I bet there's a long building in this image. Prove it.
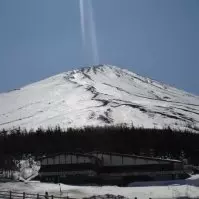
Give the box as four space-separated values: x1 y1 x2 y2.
38 152 189 185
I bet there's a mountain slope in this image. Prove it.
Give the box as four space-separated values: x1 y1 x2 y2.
0 65 199 131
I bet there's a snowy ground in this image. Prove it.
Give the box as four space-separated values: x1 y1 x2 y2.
1 175 199 199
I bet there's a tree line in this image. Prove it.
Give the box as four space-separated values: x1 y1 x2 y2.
0 125 199 167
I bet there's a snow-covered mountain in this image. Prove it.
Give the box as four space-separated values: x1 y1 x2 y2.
0 65 199 132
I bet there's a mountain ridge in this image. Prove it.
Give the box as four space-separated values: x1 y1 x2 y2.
0 65 199 132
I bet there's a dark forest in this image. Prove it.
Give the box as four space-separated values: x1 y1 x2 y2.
1 126 199 167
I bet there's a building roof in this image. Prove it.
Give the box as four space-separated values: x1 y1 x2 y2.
87 151 182 163
37 151 182 164
37 152 100 162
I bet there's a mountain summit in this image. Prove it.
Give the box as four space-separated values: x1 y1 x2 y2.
0 65 199 131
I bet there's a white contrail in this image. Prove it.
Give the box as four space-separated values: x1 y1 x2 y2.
79 0 99 65
87 0 99 65
79 0 86 48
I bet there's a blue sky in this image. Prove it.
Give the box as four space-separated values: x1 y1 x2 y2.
0 0 199 94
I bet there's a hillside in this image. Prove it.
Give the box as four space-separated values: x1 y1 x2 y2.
0 65 199 131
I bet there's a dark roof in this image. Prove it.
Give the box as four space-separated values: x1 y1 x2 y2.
37 151 182 163
37 152 100 162
88 151 182 163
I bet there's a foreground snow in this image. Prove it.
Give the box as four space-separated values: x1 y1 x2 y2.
1 175 199 199
0 65 199 132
